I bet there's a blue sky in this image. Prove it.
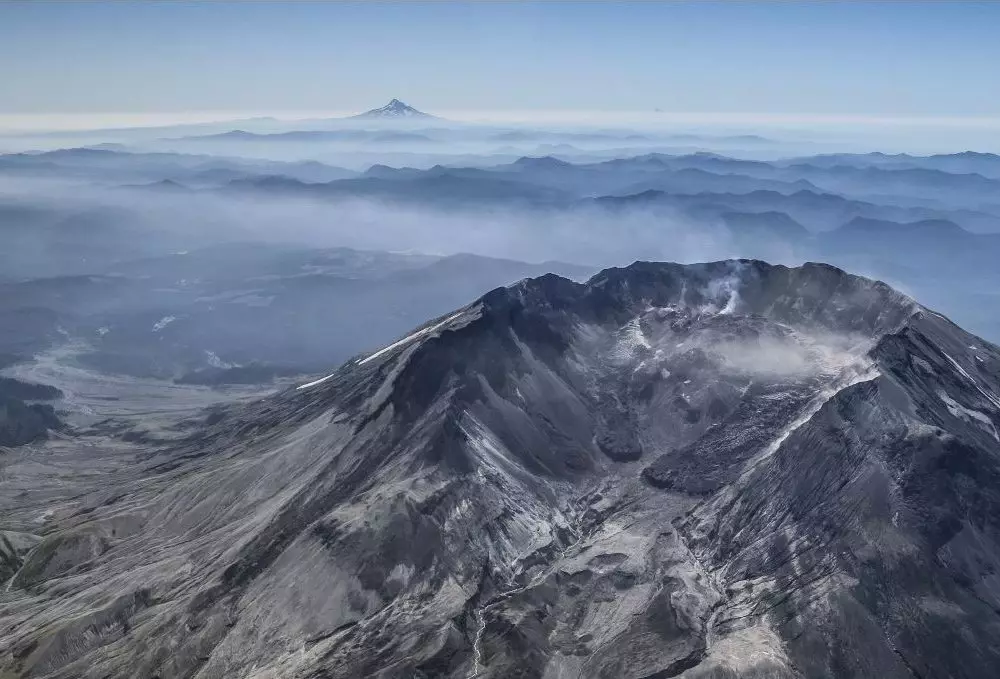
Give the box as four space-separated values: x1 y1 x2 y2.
1 2 998 118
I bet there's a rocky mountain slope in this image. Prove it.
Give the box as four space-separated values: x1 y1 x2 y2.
2 260 1000 679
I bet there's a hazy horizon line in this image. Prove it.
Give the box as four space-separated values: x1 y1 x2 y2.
4 109 1000 134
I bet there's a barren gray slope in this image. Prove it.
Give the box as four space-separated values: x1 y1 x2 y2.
2 260 1000 679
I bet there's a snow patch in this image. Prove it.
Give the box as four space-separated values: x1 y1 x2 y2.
938 390 1000 442
942 352 1000 410
296 372 335 391
296 313 462 390
357 312 462 366
943 352 975 384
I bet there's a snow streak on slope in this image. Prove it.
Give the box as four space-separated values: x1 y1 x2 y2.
357 313 464 366
296 312 463 390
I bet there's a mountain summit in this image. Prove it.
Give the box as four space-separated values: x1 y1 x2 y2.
351 98 435 120
5 260 1000 678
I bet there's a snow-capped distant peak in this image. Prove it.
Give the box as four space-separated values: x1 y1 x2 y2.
352 99 434 119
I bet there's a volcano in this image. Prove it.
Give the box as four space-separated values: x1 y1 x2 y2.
350 98 436 120
3 260 1000 679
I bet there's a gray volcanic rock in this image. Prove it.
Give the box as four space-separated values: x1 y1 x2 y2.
2 260 1000 679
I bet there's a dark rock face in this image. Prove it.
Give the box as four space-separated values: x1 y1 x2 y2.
2 260 1000 679
0 378 63 446
0 377 62 401
0 396 61 447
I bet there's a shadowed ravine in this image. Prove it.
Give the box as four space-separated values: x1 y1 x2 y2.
469 519 590 678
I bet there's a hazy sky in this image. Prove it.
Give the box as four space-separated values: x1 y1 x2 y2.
2 1 999 119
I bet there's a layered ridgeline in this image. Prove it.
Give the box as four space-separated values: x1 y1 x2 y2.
3 260 1000 678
